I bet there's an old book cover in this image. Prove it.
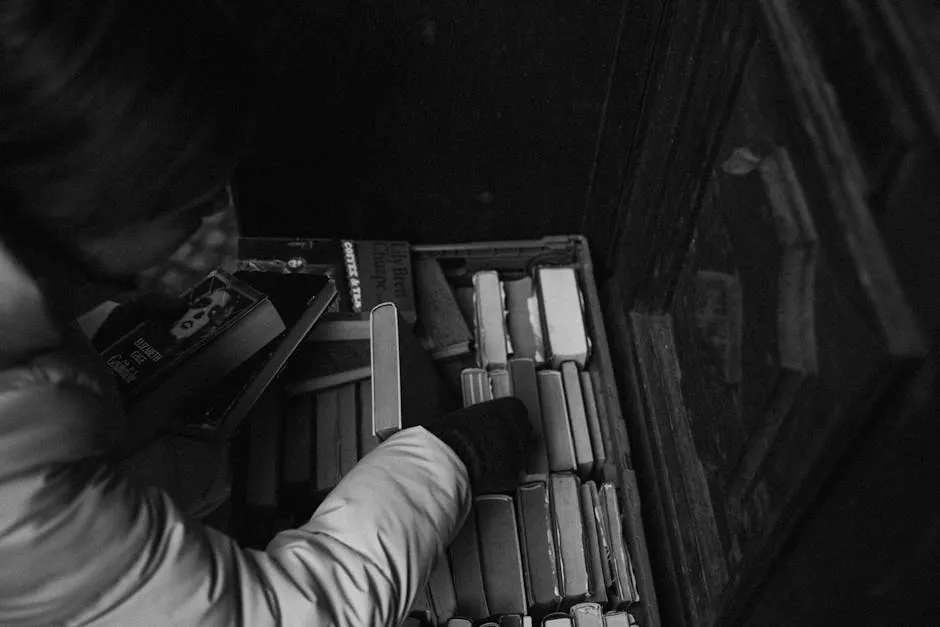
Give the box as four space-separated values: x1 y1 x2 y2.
503 276 546 364
509 358 550 477
357 379 380 458
314 388 340 492
461 368 493 406
489 368 513 398
536 266 590 368
337 382 358 478
449 507 490 619
104 270 286 448
516 481 562 616
281 393 313 491
580 372 607 474
571 602 605 627
414 256 473 359
427 552 458 623
580 483 609 607
550 473 589 607
537 370 577 473
283 340 371 395
236 237 417 333
561 362 595 476
244 389 282 511
476 494 527 615
472 270 510 369
599 483 640 607
371 302 455 440
583 482 613 605
168 278 336 440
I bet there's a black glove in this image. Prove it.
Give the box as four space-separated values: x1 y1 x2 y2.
424 397 534 494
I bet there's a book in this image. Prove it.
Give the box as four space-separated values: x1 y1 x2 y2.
449 507 490 619
571 603 604 627
283 340 371 395
461 368 493 406
281 393 313 489
543 614 573 627
550 473 589 607
236 237 417 336
244 389 282 511
561 362 595 476
536 267 590 368
599 484 639 607
104 270 286 448
489 368 513 398
509 358 550 477
580 372 607 474
337 382 358 478
516 481 562 616
427 552 458 623
315 388 341 492
414 256 473 359
358 379 380 458
472 270 510 369
446 619 473 627
476 494 527 615
371 302 456 440
537 370 577 473
503 277 546 364
582 482 612 607
170 278 337 440
601 611 630 627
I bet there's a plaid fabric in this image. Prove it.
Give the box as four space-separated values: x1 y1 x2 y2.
136 185 240 297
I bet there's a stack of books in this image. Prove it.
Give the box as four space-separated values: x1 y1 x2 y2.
82 236 650 625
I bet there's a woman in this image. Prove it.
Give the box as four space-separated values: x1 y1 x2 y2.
0 2 532 625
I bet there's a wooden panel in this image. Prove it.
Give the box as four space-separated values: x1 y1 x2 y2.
606 0 756 311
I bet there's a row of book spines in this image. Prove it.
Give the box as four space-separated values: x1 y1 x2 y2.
405 603 638 627
243 378 378 512
461 359 607 484
414 476 640 625
469 266 591 372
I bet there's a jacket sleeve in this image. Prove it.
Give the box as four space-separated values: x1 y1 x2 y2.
0 379 471 627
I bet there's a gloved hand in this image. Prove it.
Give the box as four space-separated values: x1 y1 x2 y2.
423 397 534 494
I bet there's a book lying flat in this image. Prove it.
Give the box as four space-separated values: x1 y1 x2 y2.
449 507 490 619
476 494 527 616
236 237 417 336
371 302 455 440
461 368 493 406
537 370 577 473
283 340 371 395
561 362 595 476
510 358 550 477
516 481 562 616
503 276 546 364
106 270 286 449
571 602 605 627
550 473 590 607
167 275 336 441
536 266 590 369
473 270 509 370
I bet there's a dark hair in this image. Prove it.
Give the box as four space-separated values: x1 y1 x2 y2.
0 0 260 249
